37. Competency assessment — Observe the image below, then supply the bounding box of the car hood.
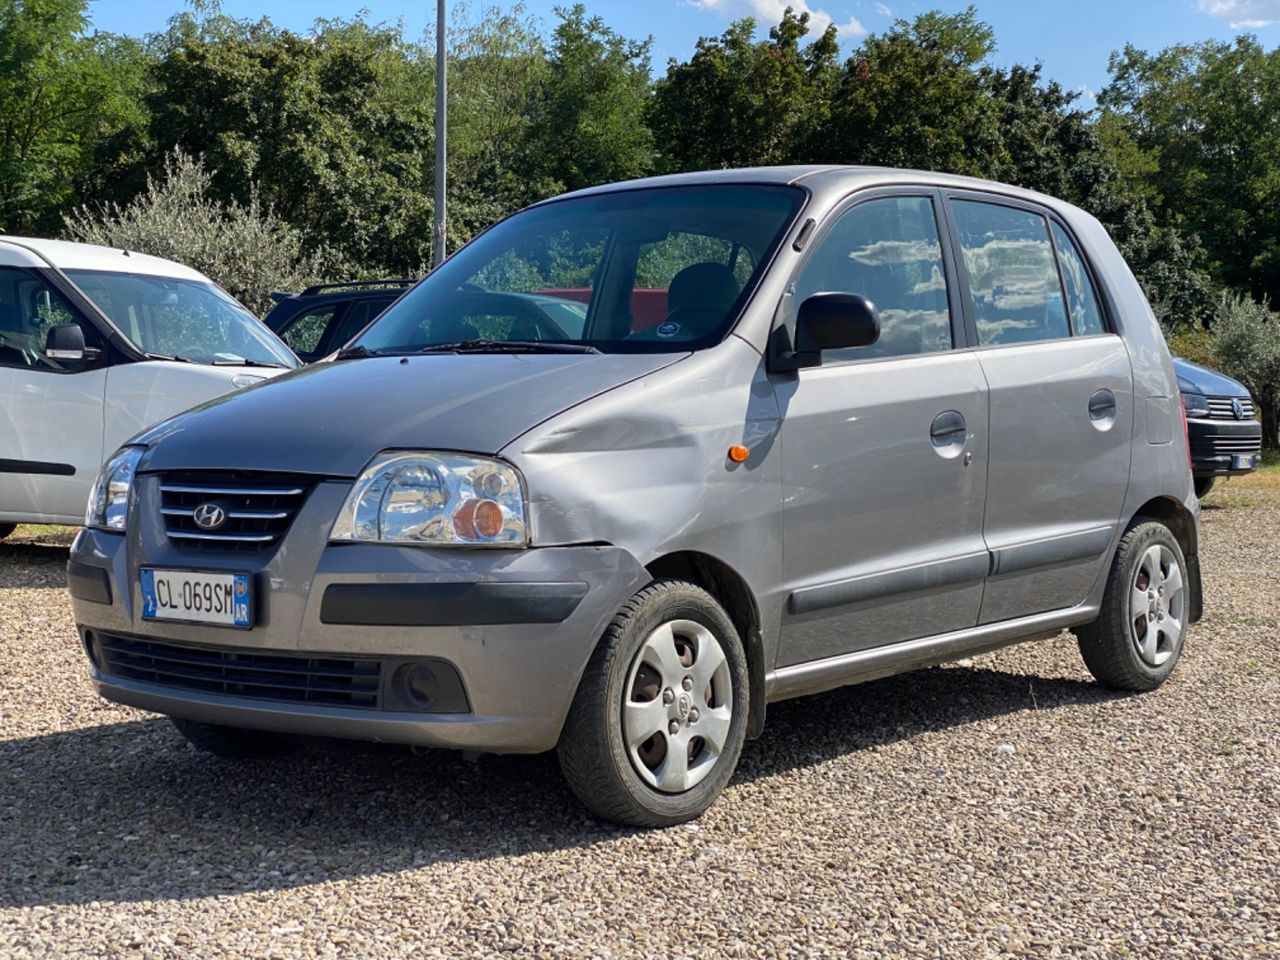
[1172,357,1250,397]
[135,352,687,476]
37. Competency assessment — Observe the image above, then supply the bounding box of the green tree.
[64,150,340,315]
[0,0,145,232]
[817,8,1002,174]
[650,9,839,171]
[1212,293,1280,447]
[1100,37,1280,305]
[529,4,654,190]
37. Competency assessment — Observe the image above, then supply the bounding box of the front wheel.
[1077,520,1189,692]
[1193,475,1215,499]
[557,580,749,827]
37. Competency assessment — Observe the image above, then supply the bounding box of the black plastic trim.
[0,458,75,476]
[990,525,1114,577]
[788,552,989,615]
[67,560,112,604]
[320,581,590,626]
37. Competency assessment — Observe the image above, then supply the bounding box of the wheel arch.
[646,550,767,739]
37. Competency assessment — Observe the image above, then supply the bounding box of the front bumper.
[69,479,649,753]
[1187,416,1263,477]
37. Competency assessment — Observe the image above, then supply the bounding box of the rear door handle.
[1089,389,1117,428]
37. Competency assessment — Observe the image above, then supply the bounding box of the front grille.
[1205,395,1257,420]
[158,471,313,551]
[1190,433,1263,457]
[96,633,382,709]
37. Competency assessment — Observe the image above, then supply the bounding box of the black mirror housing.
[779,293,880,369]
[45,323,87,362]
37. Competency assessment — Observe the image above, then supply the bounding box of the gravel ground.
[1,475,1277,959]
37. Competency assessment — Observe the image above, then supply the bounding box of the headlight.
[85,446,144,531]
[330,451,528,547]
[1181,391,1211,418]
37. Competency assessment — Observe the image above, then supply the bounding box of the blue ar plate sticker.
[655,321,681,339]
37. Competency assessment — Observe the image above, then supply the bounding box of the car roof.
[542,164,1078,215]
[0,236,211,282]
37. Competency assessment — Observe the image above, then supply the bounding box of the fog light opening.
[396,663,442,710]
[82,630,101,670]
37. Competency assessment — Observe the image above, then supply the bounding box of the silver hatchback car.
[69,167,1203,826]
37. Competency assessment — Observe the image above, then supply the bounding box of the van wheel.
[557,580,749,827]
[1077,520,1189,692]
[170,717,298,759]
[1193,476,1215,498]
[0,523,14,541]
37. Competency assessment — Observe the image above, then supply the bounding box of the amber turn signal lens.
[454,499,504,539]
[728,444,750,463]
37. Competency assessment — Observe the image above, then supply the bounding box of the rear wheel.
[0,523,14,541]
[1193,475,1215,498]
[1077,520,1189,691]
[557,580,749,827]
[170,717,298,759]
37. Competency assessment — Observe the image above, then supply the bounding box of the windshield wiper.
[210,358,288,368]
[418,339,602,355]
[144,352,195,363]
[334,344,378,360]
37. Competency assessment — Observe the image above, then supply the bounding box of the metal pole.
[432,0,447,268]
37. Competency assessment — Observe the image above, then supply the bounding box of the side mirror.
[786,293,880,368]
[45,324,87,362]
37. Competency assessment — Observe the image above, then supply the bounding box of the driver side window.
[0,267,96,373]
[794,196,953,363]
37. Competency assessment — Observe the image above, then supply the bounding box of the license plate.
[1233,453,1260,470]
[141,569,252,628]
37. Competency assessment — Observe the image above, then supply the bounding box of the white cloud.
[1198,0,1280,28]
[691,0,868,39]
[1076,85,1097,105]
[875,3,893,16]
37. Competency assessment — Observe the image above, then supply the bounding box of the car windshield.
[353,185,805,355]
[65,269,298,367]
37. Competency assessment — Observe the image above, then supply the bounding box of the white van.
[0,237,297,535]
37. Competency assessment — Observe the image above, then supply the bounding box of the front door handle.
[930,410,968,458]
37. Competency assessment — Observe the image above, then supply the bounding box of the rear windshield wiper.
[210,358,288,368]
[419,339,601,355]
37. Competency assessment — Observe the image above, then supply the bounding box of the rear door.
[944,193,1133,623]
[775,191,990,667]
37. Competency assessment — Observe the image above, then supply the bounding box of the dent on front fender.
[502,341,785,618]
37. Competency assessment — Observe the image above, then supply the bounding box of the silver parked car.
[69,167,1202,826]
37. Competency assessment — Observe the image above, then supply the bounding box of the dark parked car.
[264,280,414,362]
[1174,357,1262,498]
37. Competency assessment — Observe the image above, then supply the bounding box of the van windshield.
[65,269,298,368]
[353,185,805,354]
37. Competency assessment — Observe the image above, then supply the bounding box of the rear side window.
[951,200,1070,346]
[1051,222,1106,336]
[793,195,952,362]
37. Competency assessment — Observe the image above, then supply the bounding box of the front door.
[945,195,1134,623]
[0,265,107,523]
[776,192,990,667]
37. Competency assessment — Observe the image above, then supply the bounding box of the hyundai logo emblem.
[192,502,227,530]
[1231,398,1246,420]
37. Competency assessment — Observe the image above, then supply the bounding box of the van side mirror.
[45,324,88,362]
[779,293,880,369]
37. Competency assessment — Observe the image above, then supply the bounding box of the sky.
[86,0,1280,105]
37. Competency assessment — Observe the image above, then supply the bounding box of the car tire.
[170,717,299,759]
[557,579,750,828]
[1077,519,1190,692]
[0,523,14,541]
[1193,475,1215,499]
